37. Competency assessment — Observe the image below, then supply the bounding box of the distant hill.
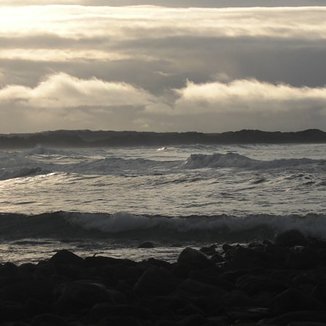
[0,129,325,148]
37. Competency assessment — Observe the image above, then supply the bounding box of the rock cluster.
[2,230,326,325]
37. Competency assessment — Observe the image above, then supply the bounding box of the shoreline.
[1,230,326,325]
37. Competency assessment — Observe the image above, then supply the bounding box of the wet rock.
[200,245,217,256]
[189,269,233,290]
[0,263,18,282]
[274,230,307,247]
[224,245,271,269]
[210,253,224,264]
[84,255,124,268]
[178,278,226,297]
[0,280,54,303]
[227,307,270,324]
[98,316,143,326]
[236,274,287,296]
[286,246,320,269]
[54,280,112,312]
[138,241,155,248]
[176,248,213,276]
[48,250,84,265]
[261,311,326,325]
[312,283,326,303]
[17,263,35,278]
[179,314,208,326]
[88,303,152,323]
[134,267,179,296]
[31,313,68,326]
[0,302,25,322]
[101,260,143,287]
[24,298,51,317]
[223,290,253,307]
[288,323,326,326]
[34,261,56,280]
[270,288,323,314]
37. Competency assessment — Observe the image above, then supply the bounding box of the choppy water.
[0,143,325,263]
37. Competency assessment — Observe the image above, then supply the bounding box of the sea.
[0,143,325,264]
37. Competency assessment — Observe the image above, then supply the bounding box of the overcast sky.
[0,0,325,132]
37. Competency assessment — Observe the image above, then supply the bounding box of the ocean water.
[0,143,325,264]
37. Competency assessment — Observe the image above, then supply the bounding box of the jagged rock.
[84,256,124,268]
[0,262,18,279]
[274,230,307,247]
[134,267,179,295]
[200,245,217,256]
[48,250,84,265]
[210,253,224,264]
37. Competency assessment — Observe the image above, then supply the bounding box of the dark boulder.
[54,280,112,312]
[262,311,326,325]
[48,250,84,265]
[31,313,68,326]
[84,256,124,268]
[98,316,143,326]
[0,280,54,303]
[270,288,323,315]
[176,248,213,277]
[288,323,326,326]
[285,246,320,269]
[189,269,233,290]
[274,230,307,247]
[224,245,271,269]
[236,274,287,296]
[179,314,208,326]
[134,267,179,296]
[88,303,152,323]
[0,302,25,322]
[200,245,217,256]
[178,278,226,297]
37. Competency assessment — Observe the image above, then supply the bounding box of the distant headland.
[0,129,325,148]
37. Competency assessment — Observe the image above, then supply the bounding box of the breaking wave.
[0,211,325,242]
[0,167,50,181]
[184,153,326,170]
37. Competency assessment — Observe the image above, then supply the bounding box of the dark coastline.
[0,129,325,148]
[3,231,326,325]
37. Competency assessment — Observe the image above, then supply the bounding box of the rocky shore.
[2,230,326,325]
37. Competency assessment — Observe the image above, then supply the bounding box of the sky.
[0,0,326,132]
